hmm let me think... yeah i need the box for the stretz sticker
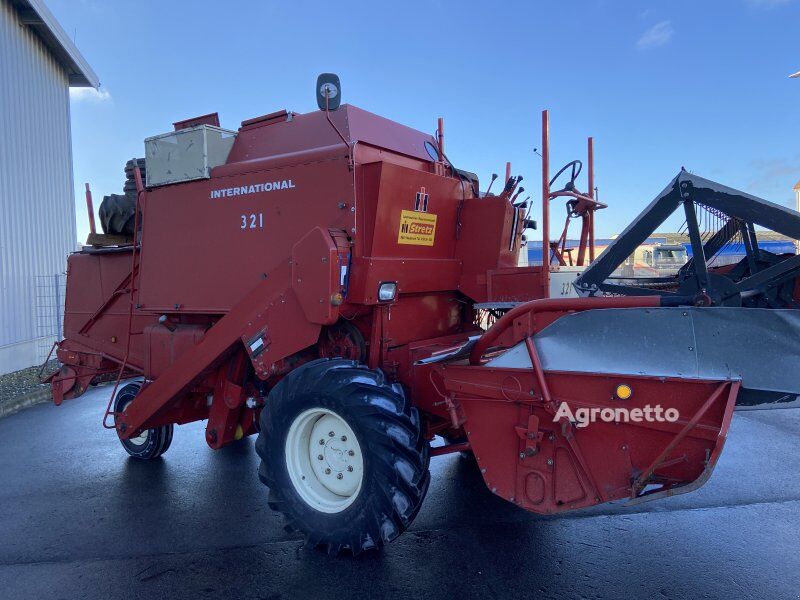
[398,210,437,246]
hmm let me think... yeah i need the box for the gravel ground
[0,362,56,407]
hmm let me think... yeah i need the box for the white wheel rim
[285,408,364,514]
[120,399,149,446]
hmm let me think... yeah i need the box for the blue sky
[55,0,800,243]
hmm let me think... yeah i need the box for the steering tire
[256,358,430,555]
[114,382,173,460]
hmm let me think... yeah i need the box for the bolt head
[347,465,353,472]
[348,450,355,456]
[319,439,325,445]
[546,458,554,466]
[317,454,324,460]
[328,431,334,437]
[340,435,347,442]
[337,473,344,480]
[519,452,525,459]
[325,468,331,474]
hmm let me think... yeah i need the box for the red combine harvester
[47,75,800,554]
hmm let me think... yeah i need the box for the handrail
[469,296,661,365]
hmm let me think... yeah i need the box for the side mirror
[316,73,341,111]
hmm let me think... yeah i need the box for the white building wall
[0,0,76,374]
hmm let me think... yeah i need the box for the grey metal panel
[145,125,236,187]
[487,307,800,396]
[0,0,76,372]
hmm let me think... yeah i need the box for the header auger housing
[47,76,800,554]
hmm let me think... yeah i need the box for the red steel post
[437,117,444,157]
[541,111,550,296]
[84,183,96,235]
[587,137,595,262]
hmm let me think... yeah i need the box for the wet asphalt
[0,384,798,600]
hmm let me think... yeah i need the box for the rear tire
[114,382,173,460]
[256,358,430,555]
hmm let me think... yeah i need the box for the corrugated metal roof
[7,0,98,87]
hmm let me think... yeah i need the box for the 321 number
[240,213,264,229]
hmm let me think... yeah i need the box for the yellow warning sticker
[398,210,437,246]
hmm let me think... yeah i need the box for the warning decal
[398,210,437,246]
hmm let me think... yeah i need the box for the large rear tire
[256,359,430,555]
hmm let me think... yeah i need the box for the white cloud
[69,87,111,102]
[637,21,674,49]
[745,0,793,7]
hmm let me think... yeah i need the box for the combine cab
[46,75,800,554]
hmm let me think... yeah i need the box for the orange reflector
[616,384,633,400]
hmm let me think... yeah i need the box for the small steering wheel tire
[114,382,173,460]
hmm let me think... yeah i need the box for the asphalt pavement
[0,384,798,600]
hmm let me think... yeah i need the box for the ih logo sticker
[398,209,437,246]
[414,186,429,212]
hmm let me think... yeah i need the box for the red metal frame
[430,441,471,457]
